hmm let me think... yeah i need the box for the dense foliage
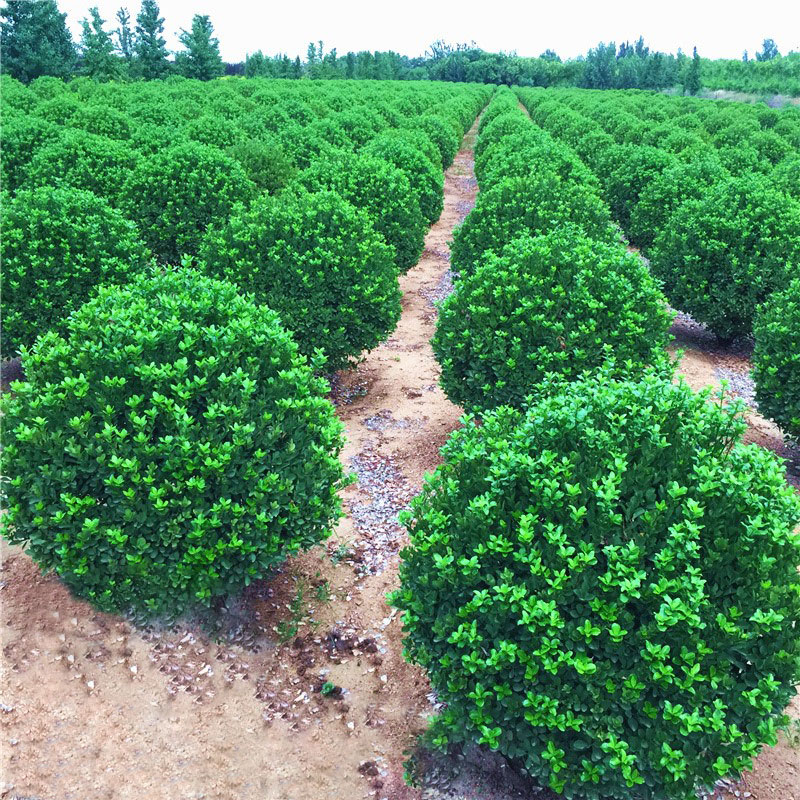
[450,175,616,276]
[1,186,150,352]
[393,374,800,800]
[292,151,427,272]
[434,228,673,410]
[0,269,348,616]
[650,176,800,339]
[200,190,402,369]
[363,132,445,224]
[752,279,800,441]
[122,141,256,263]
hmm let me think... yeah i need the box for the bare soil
[2,118,799,800]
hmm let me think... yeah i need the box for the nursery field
[2,77,800,800]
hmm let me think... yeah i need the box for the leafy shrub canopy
[292,151,426,272]
[650,175,800,339]
[392,374,800,800]
[450,174,616,277]
[434,228,674,410]
[753,278,800,442]
[122,141,256,263]
[200,189,402,370]
[1,186,151,352]
[1,269,347,616]
[363,132,444,224]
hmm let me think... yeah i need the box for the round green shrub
[226,137,296,195]
[1,186,150,353]
[200,190,401,370]
[434,228,673,410]
[363,133,444,224]
[24,128,140,206]
[753,279,800,442]
[66,104,133,140]
[451,175,616,277]
[413,114,461,168]
[650,175,800,340]
[594,144,677,233]
[0,115,61,193]
[1,269,347,616]
[182,113,245,149]
[772,155,800,200]
[392,373,800,800]
[292,151,426,272]
[629,155,730,250]
[122,141,256,263]
[475,130,600,195]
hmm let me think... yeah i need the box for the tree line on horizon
[1,0,797,96]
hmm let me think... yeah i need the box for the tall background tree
[133,0,168,79]
[756,38,780,61]
[684,46,702,94]
[114,7,133,63]
[175,14,223,80]
[0,0,76,82]
[80,7,121,80]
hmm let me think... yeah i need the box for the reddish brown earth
[2,117,798,800]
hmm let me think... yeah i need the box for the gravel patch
[346,446,414,574]
[421,269,455,308]
[364,409,411,432]
[670,310,754,358]
[714,366,757,409]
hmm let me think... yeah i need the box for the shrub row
[2,77,490,367]
[397,87,800,800]
[437,89,672,412]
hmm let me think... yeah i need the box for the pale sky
[60,0,800,63]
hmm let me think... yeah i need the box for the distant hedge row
[2,75,490,365]
[437,88,672,412]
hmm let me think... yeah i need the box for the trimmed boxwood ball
[200,190,402,371]
[0,269,347,617]
[0,114,61,193]
[391,374,800,800]
[434,228,674,411]
[24,128,140,206]
[226,137,296,195]
[628,155,730,251]
[292,151,426,272]
[412,114,460,168]
[122,141,256,264]
[650,174,800,340]
[450,175,617,277]
[363,133,444,224]
[593,143,677,233]
[1,186,151,353]
[753,279,800,442]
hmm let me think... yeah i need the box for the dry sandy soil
[2,119,799,800]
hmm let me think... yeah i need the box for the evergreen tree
[81,7,121,81]
[684,46,702,95]
[114,7,133,62]
[0,0,76,82]
[756,38,780,61]
[133,0,168,79]
[244,49,265,78]
[292,55,302,78]
[175,14,223,80]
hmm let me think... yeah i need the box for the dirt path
[0,122,479,800]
